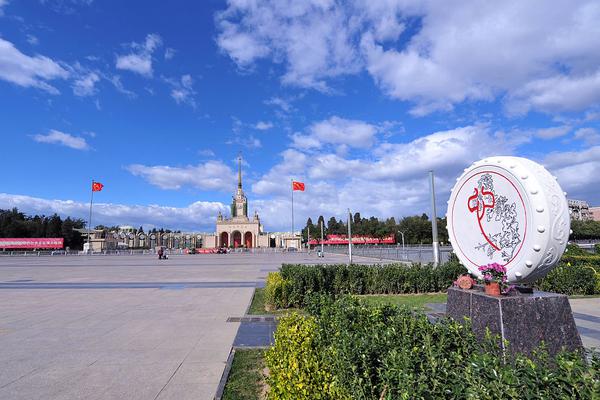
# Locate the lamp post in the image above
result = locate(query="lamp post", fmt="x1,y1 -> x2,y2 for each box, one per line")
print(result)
320,220 -> 324,257
429,170 -> 440,266
397,230 -> 405,260
347,208 -> 352,265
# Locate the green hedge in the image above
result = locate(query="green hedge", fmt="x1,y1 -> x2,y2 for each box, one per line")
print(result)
266,297 -> 600,400
535,263 -> 599,295
561,254 -> 600,268
274,261 -> 466,308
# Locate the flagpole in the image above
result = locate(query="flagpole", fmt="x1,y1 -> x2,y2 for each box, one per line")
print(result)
291,179 -> 294,244
87,179 -> 94,253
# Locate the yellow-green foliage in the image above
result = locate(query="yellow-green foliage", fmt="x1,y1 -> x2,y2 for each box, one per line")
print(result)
265,313 -> 345,400
265,272 -> 290,310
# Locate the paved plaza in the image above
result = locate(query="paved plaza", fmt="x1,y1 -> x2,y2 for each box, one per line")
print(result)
0,252 -> 355,400
1,254 -> 599,400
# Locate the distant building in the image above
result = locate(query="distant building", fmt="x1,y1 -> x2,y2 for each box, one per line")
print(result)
568,199 -> 593,221
81,156 -> 301,252
590,206 -> 600,222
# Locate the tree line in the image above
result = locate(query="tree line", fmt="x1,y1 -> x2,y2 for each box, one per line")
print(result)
302,213 -> 450,245
0,208 -> 85,249
304,212 -> 600,245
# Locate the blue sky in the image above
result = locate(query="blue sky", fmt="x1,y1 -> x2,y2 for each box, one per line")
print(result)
1,0 -> 599,231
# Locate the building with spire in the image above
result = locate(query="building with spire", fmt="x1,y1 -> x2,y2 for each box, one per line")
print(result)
82,155 -> 300,252
215,155 -> 264,248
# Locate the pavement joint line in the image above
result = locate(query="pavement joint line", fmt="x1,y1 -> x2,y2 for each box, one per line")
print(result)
573,312 -> 600,325
577,325 -> 600,338
0,367 -> 42,389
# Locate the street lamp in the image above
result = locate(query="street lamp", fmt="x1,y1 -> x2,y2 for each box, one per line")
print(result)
397,230 -> 405,260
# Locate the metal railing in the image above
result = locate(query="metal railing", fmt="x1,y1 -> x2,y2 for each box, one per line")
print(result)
323,245 -> 453,264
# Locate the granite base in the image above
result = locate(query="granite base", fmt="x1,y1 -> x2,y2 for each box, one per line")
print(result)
447,286 -> 583,357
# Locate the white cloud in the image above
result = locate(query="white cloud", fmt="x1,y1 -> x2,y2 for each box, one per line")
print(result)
116,33 -> 162,77
226,134 -> 262,149
109,75 -> 136,97
255,121 -> 273,130
216,1 -> 360,90
126,161 -> 235,191
0,37 -> 69,93
292,116 -> 380,150
249,123 -> 527,229
0,193 -> 226,232
26,34 -> 39,45
507,71 -> 600,115
544,146 -> 600,202
72,71 -> 99,96
164,74 -> 197,108
217,0 -> 600,116
0,0 -> 9,15
33,129 -> 89,150
164,47 -> 175,60
264,96 -> 294,113
574,127 -> 600,145
535,125 -> 571,139
198,149 -> 215,157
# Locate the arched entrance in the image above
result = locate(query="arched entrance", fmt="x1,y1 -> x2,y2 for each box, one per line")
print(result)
220,232 -> 229,247
244,232 -> 252,248
232,231 -> 242,248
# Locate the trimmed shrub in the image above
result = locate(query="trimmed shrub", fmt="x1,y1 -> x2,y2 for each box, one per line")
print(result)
535,263 -> 599,295
265,312 -> 346,400
268,296 -> 600,400
264,272 -> 291,310
278,261 -> 467,307
562,254 -> 600,269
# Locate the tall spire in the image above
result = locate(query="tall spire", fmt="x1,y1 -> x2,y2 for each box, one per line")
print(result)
237,152 -> 242,189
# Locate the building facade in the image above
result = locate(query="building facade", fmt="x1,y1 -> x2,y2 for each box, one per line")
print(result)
568,199 -> 593,221
215,157 -> 263,248
590,206 -> 600,222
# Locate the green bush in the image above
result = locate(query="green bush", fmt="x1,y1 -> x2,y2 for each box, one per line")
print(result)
565,243 -> 590,256
277,261 -> 467,308
264,272 -> 291,310
269,296 -> 600,400
265,312 -> 346,400
562,254 -> 600,269
535,263 -> 599,295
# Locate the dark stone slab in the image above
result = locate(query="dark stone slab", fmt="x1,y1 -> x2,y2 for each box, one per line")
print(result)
447,286 -> 583,357
232,320 -> 277,348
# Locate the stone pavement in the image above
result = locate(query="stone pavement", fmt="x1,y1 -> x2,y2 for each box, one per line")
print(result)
0,252 -> 358,400
570,298 -> 600,350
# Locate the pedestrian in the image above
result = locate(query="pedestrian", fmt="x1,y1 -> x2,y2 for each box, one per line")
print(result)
158,247 -> 163,260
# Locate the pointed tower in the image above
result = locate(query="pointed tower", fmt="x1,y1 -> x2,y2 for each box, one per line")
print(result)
231,153 -> 248,220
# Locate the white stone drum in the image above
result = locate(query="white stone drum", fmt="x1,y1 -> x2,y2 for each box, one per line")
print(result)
447,156 -> 570,284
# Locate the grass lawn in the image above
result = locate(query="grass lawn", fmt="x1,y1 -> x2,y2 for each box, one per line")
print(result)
247,288 -> 305,316
222,349 -> 266,400
356,293 -> 448,310
247,288 -> 266,315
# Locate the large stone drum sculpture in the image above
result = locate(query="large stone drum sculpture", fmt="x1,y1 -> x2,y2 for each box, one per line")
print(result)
447,156 -> 570,283
446,156 -> 581,356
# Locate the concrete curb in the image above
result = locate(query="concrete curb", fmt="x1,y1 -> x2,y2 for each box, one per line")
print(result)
214,347 -> 235,400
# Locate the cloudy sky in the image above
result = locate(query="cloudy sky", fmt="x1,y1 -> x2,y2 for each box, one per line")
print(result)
1,0 -> 599,232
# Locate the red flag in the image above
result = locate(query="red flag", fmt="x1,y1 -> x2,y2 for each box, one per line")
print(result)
292,181 -> 305,191
92,182 -> 104,192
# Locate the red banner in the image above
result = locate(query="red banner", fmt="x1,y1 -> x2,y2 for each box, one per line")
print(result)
308,235 -> 395,245
0,238 -> 64,249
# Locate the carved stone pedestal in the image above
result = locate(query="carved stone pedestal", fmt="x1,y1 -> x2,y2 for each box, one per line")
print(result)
447,286 -> 582,357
